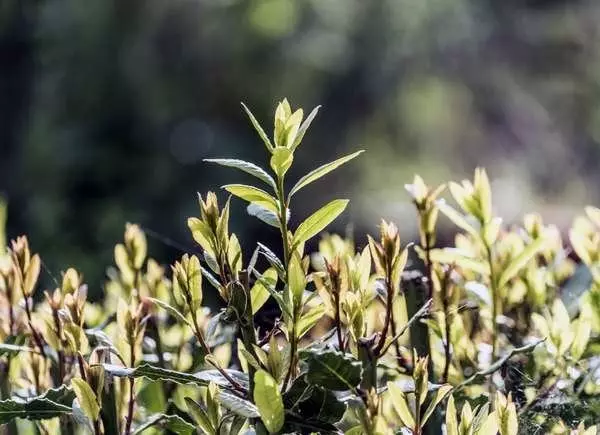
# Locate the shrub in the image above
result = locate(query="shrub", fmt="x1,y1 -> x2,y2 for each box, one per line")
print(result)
0,99 -> 599,434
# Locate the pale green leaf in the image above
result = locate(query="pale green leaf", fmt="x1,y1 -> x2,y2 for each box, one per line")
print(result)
254,370 -> 284,434
71,378 -> 100,422
251,268 -> 277,314
498,237 -> 546,288
426,248 -> 489,275
290,105 -> 320,151
241,103 -> 273,152
421,385 -> 453,425
387,382 -> 415,428
571,317 -> 591,360
223,184 -> 278,213
148,297 -> 192,329
185,397 -> 214,435
438,201 -> 480,239
289,150 -> 364,197
293,199 -> 349,248
446,394 -> 458,435
297,304 -> 326,339
205,159 -> 276,190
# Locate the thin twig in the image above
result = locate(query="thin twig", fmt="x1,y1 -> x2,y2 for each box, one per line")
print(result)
380,299 -> 433,356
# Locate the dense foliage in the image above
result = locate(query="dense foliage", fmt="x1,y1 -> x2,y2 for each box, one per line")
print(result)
1,100 -> 599,434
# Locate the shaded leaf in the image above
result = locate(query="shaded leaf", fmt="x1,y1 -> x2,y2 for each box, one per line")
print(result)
0,386 -> 75,424
133,414 -> 195,435
300,349 -> 362,391
218,390 -> 259,418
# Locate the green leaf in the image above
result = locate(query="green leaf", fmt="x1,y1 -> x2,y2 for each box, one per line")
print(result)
257,243 -> 286,279
292,199 -> 349,248
103,363 -> 249,391
446,394 -> 458,435
571,317 -> 591,360
300,349 -> 362,391
387,381 -> 415,428
133,414 -> 195,435
288,254 -> 306,307
218,390 -> 259,418
223,184 -> 278,213
205,159 -> 276,190
421,384 -> 453,425
425,247 -> 490,275
497,237 -> 546,289
290,105 -> 320,151
0,336 -> 33,357
241,103 -> 274,152
270,147 -> 294,178
71,378 -> 100,422
0,390 -> 74,424
254,370 -> 284,434
247,203 -> 289,228
297,304 -> 326,339
148,297 -> 192,329
251,268 -> 277,314
289,150 -> 364,197
438,201 -> 480,239
185,397 -> 215,435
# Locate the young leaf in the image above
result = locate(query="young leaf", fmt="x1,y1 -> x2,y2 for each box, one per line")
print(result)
297,304 -> 326,339
300,349 -> 362,391
438,201 -> 480,239
290,105 -> 321,151
293,199 -> 349,248
254,370 -> 285,434
288,254 -> 307,307
446,394 -> 458,435
251,267 -> 277,314
71,378 -> 100,422
425,247 -> 490,275
497,237 -> 546,289
387,382 -> 415,428
421,385 -> 453,425
241,102 -> 274,152
223,184 -> 278,213
571,317 -> 591,361
270,147 -> 294,178
205,159 -> 276,190
148,297 -> 192,329
288,150 -> 364,197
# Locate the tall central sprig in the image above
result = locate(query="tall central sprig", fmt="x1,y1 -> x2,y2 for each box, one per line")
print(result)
206,98 -> 363,389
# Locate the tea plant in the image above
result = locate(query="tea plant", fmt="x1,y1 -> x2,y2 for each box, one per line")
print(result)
1,100 -> 599,434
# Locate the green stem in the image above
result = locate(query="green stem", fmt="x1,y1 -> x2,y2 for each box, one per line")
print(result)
485,244 -> 499,364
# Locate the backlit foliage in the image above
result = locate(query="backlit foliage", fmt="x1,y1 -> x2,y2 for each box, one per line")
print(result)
0,102 -> 599,434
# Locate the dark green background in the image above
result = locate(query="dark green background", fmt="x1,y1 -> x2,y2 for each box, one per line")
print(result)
2,0 -> 599,297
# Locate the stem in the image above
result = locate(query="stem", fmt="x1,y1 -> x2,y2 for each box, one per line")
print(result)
332,281 -> 344,353
373,261 -> 394,356
124,341 -> 135,435
441,268 -> 453,383
278,174 -> 297,389
52,308 -> 65,384
189,308 -> 246,394
24,296 -> 46,358
485,244 -> 499,364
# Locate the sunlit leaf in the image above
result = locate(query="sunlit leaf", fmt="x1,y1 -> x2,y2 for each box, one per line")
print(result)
498,237 -> 546,289
254,370 -> 284,433
71,378 -> 100,422
293,199 -> 349,248
241,103 -> 273,152
205,159 -> 276,190
289,150 -> 364,197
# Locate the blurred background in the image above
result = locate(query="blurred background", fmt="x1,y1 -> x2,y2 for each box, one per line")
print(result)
2,0 -> 600,297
